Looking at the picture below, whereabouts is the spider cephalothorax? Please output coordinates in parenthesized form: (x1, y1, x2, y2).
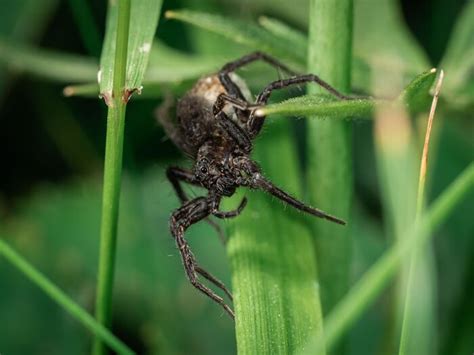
(157, 52, 350, 319)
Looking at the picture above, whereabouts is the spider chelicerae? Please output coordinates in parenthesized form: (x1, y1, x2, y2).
(157, 52, 349, 319)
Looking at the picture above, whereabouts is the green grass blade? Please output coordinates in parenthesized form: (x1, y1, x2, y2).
(165, 9, 306, 71)
(93, 0, 132, 354)
(353, 0, 429, 79)
(299, 163, 474, 353)
(257, 16, 307, 57)
(398, 71, 444, 355)
(0, 38, 97, 82)
(373, 69, 437, 353)
(64, 42, 222, 97)
(256, 69, 436, 119)
(226, 120, 325, 354)
(67, 0, 102, 57)
(145, 41, 222, 82)
(0, 238, 135, 355)
(99, 0, 163, 99)
(306, 0, 353, 334)
(256, 95, 376, 119)
(319, 162, 474, 352)
(439, 0, 474, 108)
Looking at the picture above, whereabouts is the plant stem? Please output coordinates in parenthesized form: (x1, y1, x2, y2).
(0, 239, 134, 355)
(93, 0, 131, 354)
(307, 0, 353, 317)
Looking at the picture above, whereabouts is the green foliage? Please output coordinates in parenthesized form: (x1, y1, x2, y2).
(99, 0, 163, 96)
(226, 121, 325, 354)
(0, 0, 473, 354)
(0, 239, 134, 355)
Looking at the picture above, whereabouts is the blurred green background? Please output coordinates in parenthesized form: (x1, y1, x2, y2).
(0, 0, 472, 354)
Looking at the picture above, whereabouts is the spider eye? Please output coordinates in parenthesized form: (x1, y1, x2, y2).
(200, 166, 208, 174)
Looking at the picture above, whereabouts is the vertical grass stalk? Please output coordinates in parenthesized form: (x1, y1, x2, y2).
(93, 0, 131, 354)
(307, 0, 353, 318)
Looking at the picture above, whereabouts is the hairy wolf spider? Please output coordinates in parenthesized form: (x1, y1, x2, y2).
(158, 52, 349, 319)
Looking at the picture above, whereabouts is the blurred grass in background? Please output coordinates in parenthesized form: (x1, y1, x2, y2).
(0, 0, 473, 354)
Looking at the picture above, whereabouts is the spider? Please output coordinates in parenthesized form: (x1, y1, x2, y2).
(157, 52, 350, 319)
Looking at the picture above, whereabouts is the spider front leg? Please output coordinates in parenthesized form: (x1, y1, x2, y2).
(215, 110, 252, 153)
(248, 74, 353, 137)
(218, 51, 298, 99)
(167, 166, 229, 244)
(211, 196, 248, 219)
(170, 197, 234, 318)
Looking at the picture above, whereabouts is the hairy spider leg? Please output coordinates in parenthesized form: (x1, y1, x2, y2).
(251, 174, 346, 225)
(215, 111, 252, 153)
(248, 74, 353, 137)
(170, 197, 234, 318)
(212, 196, 248, 218)
(218, 51, 298, 100)
(166, 167, 244, 244)
(195, 266, 233, 301)
(166, 167, 225, 242)
(166, 167, 197, 202)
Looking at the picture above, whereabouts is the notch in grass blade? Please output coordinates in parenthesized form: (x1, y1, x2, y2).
(99, 0, 163, 105)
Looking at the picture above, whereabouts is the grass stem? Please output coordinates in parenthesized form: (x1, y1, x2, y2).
(92, 0, 131, 354)
(307, 0, 353, 322)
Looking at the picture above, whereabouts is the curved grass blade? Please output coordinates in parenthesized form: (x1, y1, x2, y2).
(398, 71, 444, 355)
(299, 163, 474, 353)
(0, 238, 135, 355)
(373, 68, 437, 353)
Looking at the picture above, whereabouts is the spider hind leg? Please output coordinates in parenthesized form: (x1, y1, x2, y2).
(170, 197, 234, 318)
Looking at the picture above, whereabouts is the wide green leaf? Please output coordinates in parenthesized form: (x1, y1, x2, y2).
(226, 120, 325, 354)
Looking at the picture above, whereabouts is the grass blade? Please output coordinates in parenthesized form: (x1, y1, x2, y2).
(257, 16, 307, 57)
(306, 1, 353, 337)
(398, 71, 445, 355)
(373, 69, 437, 353)
(255, 95, 376, 119)
(0, 38, 97, 82)
(439, 0, 474, 108)
(255, 69, 436, 119)
(0, 238, 134, 355)
(165, 9, 306, 71)
(320, 162, 474, 352)
(93, 0, 131, 353)
(99, 0, 163, 100)
(226, 120, 325, 354)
